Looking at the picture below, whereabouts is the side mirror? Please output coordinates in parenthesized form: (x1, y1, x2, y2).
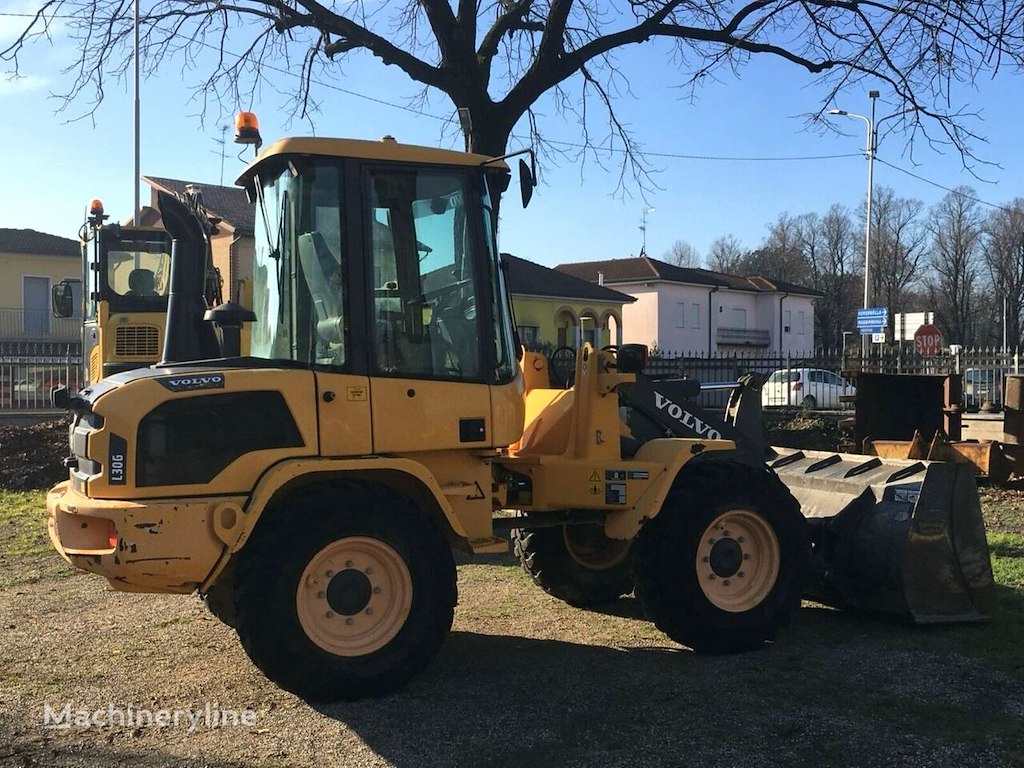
(518, 158, 535, 209)
(52, 281, 74, 318)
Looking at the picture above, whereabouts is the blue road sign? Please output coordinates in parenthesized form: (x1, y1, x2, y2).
(856, 307, 888, 334)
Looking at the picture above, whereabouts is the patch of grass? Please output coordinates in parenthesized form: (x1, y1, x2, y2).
(0, 489, 49, 557)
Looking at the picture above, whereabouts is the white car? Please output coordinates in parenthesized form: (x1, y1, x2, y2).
(762, 368, 854, 410)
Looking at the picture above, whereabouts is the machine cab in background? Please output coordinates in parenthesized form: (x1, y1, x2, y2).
(54, 214, 172, 384)
(238, 137, 526, 456)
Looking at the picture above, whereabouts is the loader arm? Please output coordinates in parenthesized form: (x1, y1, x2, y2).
(620, 372, 768, 467)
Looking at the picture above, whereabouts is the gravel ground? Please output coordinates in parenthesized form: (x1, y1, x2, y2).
(1, 547, 1022, 768)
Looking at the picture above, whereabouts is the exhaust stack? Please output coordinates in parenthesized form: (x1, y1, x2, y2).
(156, 191, 221, 365)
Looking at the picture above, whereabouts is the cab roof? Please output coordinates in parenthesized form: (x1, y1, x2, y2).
(235, 136, 508, 190)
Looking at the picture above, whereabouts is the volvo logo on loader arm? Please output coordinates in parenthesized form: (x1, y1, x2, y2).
(653, 392, 723, 440)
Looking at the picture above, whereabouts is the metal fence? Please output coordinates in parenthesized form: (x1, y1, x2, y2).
(0, 340, 1019, 413)
(0, 347, 82, 412)
(646, 346, 1022, 410)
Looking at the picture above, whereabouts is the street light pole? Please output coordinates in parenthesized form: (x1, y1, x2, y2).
(830, 90, 879, 359)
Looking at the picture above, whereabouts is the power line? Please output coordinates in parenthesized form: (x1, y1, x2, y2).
(545, 139, 862, 162)
(875, 157, 1018, 213)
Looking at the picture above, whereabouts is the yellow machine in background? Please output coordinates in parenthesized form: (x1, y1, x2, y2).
(45, 126, 993, 702)
(53, 198, 229, 387)
(52, 201, 172, 385)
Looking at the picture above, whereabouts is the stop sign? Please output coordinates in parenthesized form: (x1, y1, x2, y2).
(914, 323, 943, 356)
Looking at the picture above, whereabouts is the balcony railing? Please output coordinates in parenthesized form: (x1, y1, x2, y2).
(0, 307, 80, 341)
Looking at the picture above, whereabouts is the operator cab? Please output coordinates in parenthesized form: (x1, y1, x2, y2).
(240, 137, 522, 385)
(54, 224, 171, 320)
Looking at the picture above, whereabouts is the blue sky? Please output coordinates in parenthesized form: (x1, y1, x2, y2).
(2, 5, 1023, 270)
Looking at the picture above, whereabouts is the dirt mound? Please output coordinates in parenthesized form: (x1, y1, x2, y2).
(0, 419, 71, 490)
(764, 411, 847, 452)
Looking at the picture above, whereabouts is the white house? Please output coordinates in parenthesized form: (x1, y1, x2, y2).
(556, 256, 820, 355)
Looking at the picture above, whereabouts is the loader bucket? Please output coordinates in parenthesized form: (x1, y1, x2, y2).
(769, 448, 996, 623)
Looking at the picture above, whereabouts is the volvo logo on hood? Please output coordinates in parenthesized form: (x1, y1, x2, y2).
(158, 373, 226, 392)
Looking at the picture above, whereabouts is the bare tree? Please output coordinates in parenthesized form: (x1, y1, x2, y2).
(925, 187, 985, 345)
(806, 205, 858, 348)
(706, 234, 745, 274)
(867, 186, 928, 338)
(744, 213, 810, 283)
(663, 239, 701, 268)
(982, 199, 1024, 348)
(4, 0, 1024, 181)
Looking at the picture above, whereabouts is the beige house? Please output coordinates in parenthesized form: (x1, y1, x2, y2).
(140, 176, 255, 303)
(0, 229, 81, 344)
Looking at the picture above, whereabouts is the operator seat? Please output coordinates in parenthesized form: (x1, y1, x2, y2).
(126, 268, 157, 297)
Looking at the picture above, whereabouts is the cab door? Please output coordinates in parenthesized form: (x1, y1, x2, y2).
(364, 165, 494, 454)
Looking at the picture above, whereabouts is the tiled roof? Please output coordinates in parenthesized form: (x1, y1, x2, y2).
(143, 176, 254, 234)
(556, 256, 820, 297)
(0, 228, 79, 257)
(504, 254, 635, 304)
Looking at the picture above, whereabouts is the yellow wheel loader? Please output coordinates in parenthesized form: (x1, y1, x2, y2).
(45, 133, 994, 702)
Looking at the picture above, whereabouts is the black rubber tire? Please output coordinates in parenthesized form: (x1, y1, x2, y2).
(234, 482, 457, 701)
(634, 459, 807, 654)
(513, 524, 634, 606)
(199, 561, 237, 628)
(801, 395, 817, 410)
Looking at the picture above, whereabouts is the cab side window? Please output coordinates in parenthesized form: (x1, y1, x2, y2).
(368, 169, 481, 381)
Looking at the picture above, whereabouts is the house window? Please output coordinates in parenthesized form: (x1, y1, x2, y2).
(676, 302, 686, 328)
(691, 303, 701, 329)
(797, 310, 806, 335)
(518, 325, 540, 348)
(730, 307, 747, 329)
(784, 309, 792, 334)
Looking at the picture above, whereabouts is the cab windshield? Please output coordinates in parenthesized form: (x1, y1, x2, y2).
(93, 230, 171, 317)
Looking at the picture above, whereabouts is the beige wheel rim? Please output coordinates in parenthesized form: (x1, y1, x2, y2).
(563, 526, 631, 571)
(695, 509, 780, 612)
(296, 536, 412, 656)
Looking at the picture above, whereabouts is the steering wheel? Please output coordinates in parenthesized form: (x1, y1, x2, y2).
(548, 346, 577, 388)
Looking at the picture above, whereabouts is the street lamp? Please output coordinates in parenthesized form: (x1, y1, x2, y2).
(829, 90, 879, 358)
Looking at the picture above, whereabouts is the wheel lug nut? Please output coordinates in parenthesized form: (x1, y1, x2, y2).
(738, 536, 745, 543)
(346, 617, 354, 625)
(366, 608, 374, 616)
(365, 567, 374, 575)
(325, 611, 334, 618)
(723, 530, 731, 537)
(373, 586, 382, 594)
(317, 591, 325, 599)
(702, 556, 710, 563)
(345, 560, 354, 568)
(708, 538, 717, 545)
(708, 574, 716, 580)
(723, 579, 731, 586)
(325, 570, 334, 577)
(743, 553, 751, 560)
